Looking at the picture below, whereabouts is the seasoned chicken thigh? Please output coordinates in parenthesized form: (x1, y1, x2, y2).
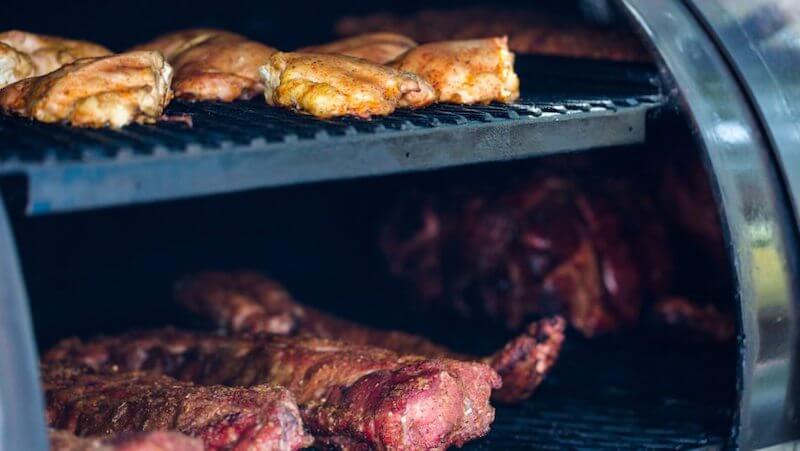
(0, 43, 34, 88)
(131, 28, 238, 60)
(297, 32, 416, 64)
(0, 30, 111, 77)
(391, 37, 520, 104)
(259, 52, 435, 118)
(0, 51, 173, 128)
(134, 29, 276, 101)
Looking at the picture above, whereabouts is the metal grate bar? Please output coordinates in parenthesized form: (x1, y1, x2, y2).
(0, 56, 662, 214)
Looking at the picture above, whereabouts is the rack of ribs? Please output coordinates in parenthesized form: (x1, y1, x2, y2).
(45, 329, 500, 450)
(174, 271, 564, 403)
(43, 363, 311, 451)
(379, 174, 676, 338)
(49, 429, 203, 451)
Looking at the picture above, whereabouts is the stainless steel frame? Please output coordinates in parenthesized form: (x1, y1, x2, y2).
(1, 2, 797, 449)
(0, 196, 47, 451)
(621, 0, 800, 448)
(688, 0, 800, 235)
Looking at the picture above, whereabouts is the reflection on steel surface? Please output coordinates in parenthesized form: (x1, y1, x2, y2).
(622, 0, 800, 448)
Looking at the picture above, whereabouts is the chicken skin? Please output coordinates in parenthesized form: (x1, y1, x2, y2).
(134, 29, 276, 101)
(130, 29, 238, 60)
(0, 30, 111, 77)
(391, 37, 520, 104)
(297, 32, 417, 64)
(259, 52, 435, 118)
(0, 51, 173, 128)
(0, 43, 34, 88)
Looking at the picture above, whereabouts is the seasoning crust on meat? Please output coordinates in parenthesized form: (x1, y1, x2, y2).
(44, 363, 312, 451)
(49, 429, 204, 451)
(649, 297, 735, 343)
(379, 174, 665, 337)
(45, 330, 500, 451)
(297, 32, 417, 64)
(134, 29, 276, 101)
(0, 42, 34, 89)
(175, 271, 564, 403)
(391, 37, 519, 104)
(259, 52, 436, 118)
(0, 51, 173, 128)
(0, 30, 111, 77)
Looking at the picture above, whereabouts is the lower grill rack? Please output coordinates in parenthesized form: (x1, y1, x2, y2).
(466, 335, 733, 450)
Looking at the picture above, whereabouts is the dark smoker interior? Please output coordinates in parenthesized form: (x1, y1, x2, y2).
(2, 0, 739, 449)
(8, 125, 739, 449)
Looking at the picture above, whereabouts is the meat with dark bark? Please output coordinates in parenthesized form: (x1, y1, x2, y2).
(660, 159, 727, 269)
(49, 429, 203, 451)
(174, 271, 564, 403)
(43, 363, 312, 451)
(381, 175, 669, 337)
(45, 329, 501, 451)
(649, 297, 735, 344)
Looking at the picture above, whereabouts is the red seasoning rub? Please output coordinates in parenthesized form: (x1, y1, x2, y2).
(43, 363, 312, 451)
(45, 329, 500, 450)
(175, 271, 564, 403)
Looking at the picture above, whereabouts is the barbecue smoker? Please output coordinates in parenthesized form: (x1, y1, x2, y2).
(1, 0, 798, 450)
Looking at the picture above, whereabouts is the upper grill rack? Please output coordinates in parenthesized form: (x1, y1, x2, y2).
(0, 56, 662, 214)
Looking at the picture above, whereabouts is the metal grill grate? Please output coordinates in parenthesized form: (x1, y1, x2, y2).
(0, 56, 662, 215)
(0, 95, 659, 165)
(464, 334, 734, 450)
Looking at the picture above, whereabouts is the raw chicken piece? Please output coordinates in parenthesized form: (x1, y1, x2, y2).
(297, 32, 416, 64)
(391, 37, 519, 104)
(0, 51, 173, 128)
(0, 30, 111, 76)
(259, 52, 435, 118)
(135, 29, 276, 101)
(0, 42, 34, 88)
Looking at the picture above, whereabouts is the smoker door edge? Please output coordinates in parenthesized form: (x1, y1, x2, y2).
(620, 0, 800, 449)
(0, 194, 47, 451)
